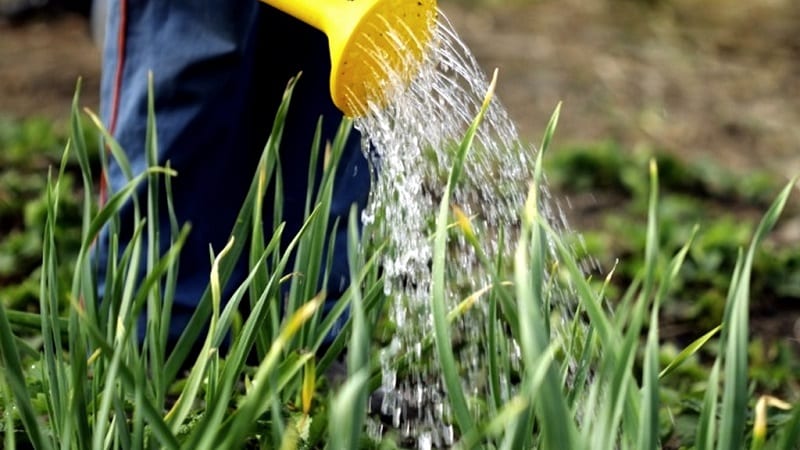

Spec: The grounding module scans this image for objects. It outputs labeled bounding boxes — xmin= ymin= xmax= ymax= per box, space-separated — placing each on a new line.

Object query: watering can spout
xmin=260 ymin=0 xmax=437 ymax=117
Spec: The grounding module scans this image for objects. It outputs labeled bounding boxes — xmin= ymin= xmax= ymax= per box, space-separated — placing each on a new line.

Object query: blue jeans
xmin=96 ymin=0 xmax=371 ymax=345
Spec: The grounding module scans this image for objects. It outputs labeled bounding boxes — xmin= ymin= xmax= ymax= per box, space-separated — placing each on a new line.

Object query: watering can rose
xmin=259 ymin=0 xmax=437 ymax=117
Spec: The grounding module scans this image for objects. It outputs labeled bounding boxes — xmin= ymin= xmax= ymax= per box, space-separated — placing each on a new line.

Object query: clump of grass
xmin=0 ymin=75 xmax=386 ymax=449
xmin=426 ymin=74 xmax=799 ymax=448
xmin=547 ymin=142 xmax=800 ymax=411
xmin=1 ymin=74 xmax=798 ymax=449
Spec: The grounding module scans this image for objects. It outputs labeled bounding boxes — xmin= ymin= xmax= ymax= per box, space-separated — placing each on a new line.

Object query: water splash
xmin=353 ymin=10 xmax=583 ymax=447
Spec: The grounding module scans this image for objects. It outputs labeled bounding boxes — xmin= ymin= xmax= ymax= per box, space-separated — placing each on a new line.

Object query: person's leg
xmin=256 ymin=5 xmax=372 ymax=303
xmin=97 ymin=0 xmax=370 ymax=346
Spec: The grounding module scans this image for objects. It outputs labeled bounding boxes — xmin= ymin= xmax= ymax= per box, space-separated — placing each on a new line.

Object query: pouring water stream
xmin=350 ymin=11 xmax=589 ymax=448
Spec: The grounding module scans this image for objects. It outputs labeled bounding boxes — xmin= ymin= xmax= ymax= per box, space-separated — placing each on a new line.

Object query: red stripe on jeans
xmin=100 ymin=0 xmax=128 ymax=207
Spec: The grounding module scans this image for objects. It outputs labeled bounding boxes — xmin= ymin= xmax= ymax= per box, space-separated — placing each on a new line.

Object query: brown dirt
xmin=441 ymin=0 xmax=800 ymax=181
xmin=0 ymin=13 xmax=100 ymax=121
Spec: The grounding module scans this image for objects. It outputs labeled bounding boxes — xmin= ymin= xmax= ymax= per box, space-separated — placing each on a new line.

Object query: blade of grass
xmin=660 ymin=325 xmax=721 ymax=380
xmin=39 ymin=166 xmax=67 ymax=442
xmin=112 ymin=395 xmax=132 ymax=450
xmin=775 ymin=402 xmax=800 ymax=450
xmin=344 ymin=206 xmax=369 ymax=441
xmin=696 ymin=359 xmax=721 ymax=450
xmin=329 ymin=370 xmax=369 ymax=450
xmin=485 ymin=227 xmax=508 ymax=415
xmin=2 ymin=369 xmax=16 ymax=450
xmin=4 ymin=310 xmax=67 ymax=333
xmin=638 ymin=281 xmax=660 ymax=450
xmin=466 ymin=395 xmax=527 ymax=448
xmin=717 ymin=178 xmax=796 ymax=450
xmin=750 ymin=396 xmax=791 ymax=450
xmin=625 ymin=160 xmax=663 ymax=449
xmin=160 ymin=159 xmax=181 ymax=366
xmin=539 ymin=102 xmax=561 ymax=155
xmin=496 ymin=347 xmax=559 ymax=450
xmin=638 ymin=207 xmax=697 ymax=449
xmin=431 ymin=70 xmax=500 ymax=436
xmin=248 ymin=123 xmax=276 ymax=357
xmin=513 ymin=127 xmax=579 ymax=450
xmin=143 ymin=71 xmax=168 ymax=406
xmin=0 ymin=300 xmax=52 ymax=450
xmin=131 ymin=362 xmax=147 ymax=450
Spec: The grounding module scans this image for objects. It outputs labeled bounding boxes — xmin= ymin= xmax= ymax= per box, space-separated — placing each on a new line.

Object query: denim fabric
xmin=97 ymin=0 xmax=371 ymax=344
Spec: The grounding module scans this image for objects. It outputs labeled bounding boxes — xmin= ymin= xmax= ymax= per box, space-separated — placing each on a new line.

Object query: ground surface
xmin=443 ymin=0 xmax=800 ymax=180
xmin=0 ymin=13 xmax=100 ymax=120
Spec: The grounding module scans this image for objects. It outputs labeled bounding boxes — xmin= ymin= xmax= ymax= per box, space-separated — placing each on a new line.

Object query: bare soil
xmin=0 ymin=13 xmax=100 ymax=120
xmin=443 ymin=0 xmax=800 ymax=181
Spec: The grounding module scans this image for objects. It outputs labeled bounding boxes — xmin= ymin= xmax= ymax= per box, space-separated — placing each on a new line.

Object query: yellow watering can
xmin=260 ymin=0 xmax=438 ymax=117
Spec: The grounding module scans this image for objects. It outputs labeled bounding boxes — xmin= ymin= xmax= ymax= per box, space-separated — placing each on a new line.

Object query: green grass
xmin=547 ymin=142 xmax=800 ymax=406
xmin=1 ymin=78 xmax=799 ymax=448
